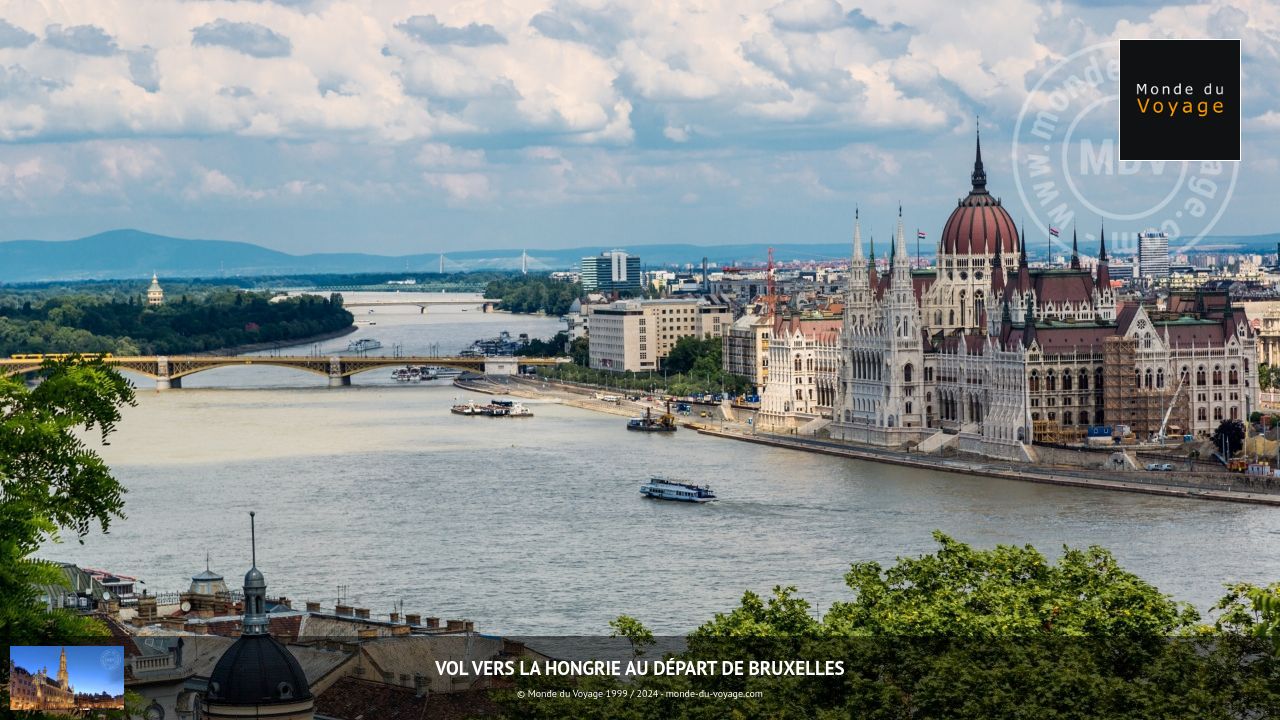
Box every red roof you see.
[941,195,1019,256]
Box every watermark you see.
[1012,41,1238,257]
[101,646,123,671]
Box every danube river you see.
[49,295,1280,634]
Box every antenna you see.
[249,511,256,568]
[766,247,776,318]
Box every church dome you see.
[940,129,1019,257]
[207,634,311,705]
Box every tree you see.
[569,336,590,367]
[0,358,136,644]
[499,534,1280,719]
[609,615,655,658]
[1212,418,1246,457]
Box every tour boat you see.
[347,338,383,352]
[486,399,533,417]
[640,477,716,503]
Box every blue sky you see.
[0,0,1275,255]
[9,645,124,695]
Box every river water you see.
[45,294,1280,634]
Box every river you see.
[46,293,1280,634]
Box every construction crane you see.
[1154,372,1187,443]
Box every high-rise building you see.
[581,250,642,296]
[1138,231,1170,278]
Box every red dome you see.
[941,194,1019,256]
[940,127,1019,257]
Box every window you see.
[1197,366,1206,385]
[1062,373,1072,391]
[1213,366,1223,385]
[904,364,914,383]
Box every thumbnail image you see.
[8,646,125,714]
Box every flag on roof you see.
[1049,227,1060,237]
[916,230,927,239]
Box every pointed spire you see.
[852,207,863,261]
[250,511,257,569]
[242,510,268,636]
[1096,219,1111,289]
[1098,220,1108,261]
[971,117,987,193]
[1070,224,1081,269]
[991,233,1006,292]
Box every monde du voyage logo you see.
[1120,38,1241,162]
[1013,39,1240,257]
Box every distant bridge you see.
[0,355,562,389]
[340,297,499,313]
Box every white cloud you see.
[422,171,493,204]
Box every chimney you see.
[354,608,371,619]
[425,617,440,629]
[463,621,475,632]
[305,601,320,613]
[335,604,353,617]
[389,612,400,623]
[446,619,465,632]
[391,625,411,636]
[405,613,421,626]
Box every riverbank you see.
[198,323,357,356]
[491,375,1280,507]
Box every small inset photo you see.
[8,645,125,715]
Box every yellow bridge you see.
[0,355,564,389]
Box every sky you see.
[0,0,1277,256]
[9,645,125,696]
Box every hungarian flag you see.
[1049,227,1061,237]
[917,230,927,239]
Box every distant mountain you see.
[2,228,1278,283]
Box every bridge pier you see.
[156,376,182,390]
[329,375,352,387]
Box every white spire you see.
[894,203,908,265]
[852,207,864,262]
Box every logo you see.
[101,647,123,671]
[1012,41,1238,258]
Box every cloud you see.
[395,15,505,46]
[192,19,292,58]
[0,19,36,48]
[129,48,161,92]
[422,171,493,204]
[44,24,117,56]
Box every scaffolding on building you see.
[1102,336,1189,440]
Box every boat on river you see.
[640,477,716,503]
[347,338,382,352]
[451,401,483,415]
[627,404,677,432]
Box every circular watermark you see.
[1012,41,1237,258]
[101,647,123,671]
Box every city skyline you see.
[9,645,124,697]
[0,1,1274,254]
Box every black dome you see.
[207,634,312,705]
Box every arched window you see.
[1198,407,1207,421]
[1030,372,1040,393]
[1078,370,1089,390]
[1145,368,1153,389]
[949,310,955,325]
[1064,411,1073,426]
[794,357,802,371]
[1063,373,1073,391]
[1229,366,1238,384]
[935,311,943,325]
[1157,368,1165,389]
[1214,406,1222,421]
[1197,366,1206,385]
[1213,366,1223,385]
[904,364,914,383]
[1046,371,1056,392]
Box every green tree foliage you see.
[1212,419,1246,457]
[0,358,135,644]
[515,332,571,357]
[569,336,590,367]
[500,533,1279,719]
[536,333,752,396]
[0,289,352,356]
[1261,363,1274,391]
[485,276,582,316]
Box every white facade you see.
[588,298,731,372]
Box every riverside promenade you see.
[693,425,1280,507]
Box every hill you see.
[2,228,1278,282]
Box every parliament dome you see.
[940,129,1019,257]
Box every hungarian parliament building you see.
[758,133,1258,460]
